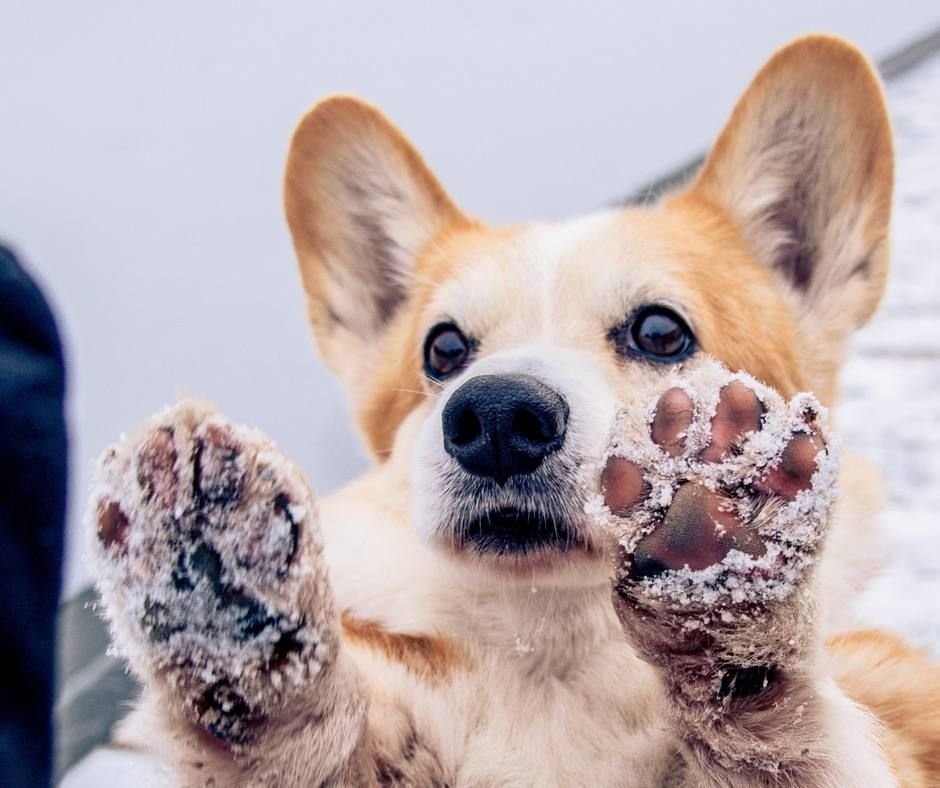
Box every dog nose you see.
[442,374,569,484]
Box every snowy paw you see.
[89,400,335,743]
[594,360,837,681]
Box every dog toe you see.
[601,457,648,516]
[135,426,179,508]
[96,499,130,552]
[701,381,764,463]
[756,432,824,501]
[650,387,694,457]
[193,422,246,505]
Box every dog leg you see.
[90,401,380,786]
[597,361,896,787]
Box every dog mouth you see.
[455,507,587,556]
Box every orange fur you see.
[682,34,894,405]
[275,34,937,786]
[625,203,809,399]
[829,630,940,788]
[341,611,468,683]
[90,34,939,788]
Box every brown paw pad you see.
[701,381,763,462]
[601,457,648,515]
[756,432,824,501]
[97,499,130,551]
[650,387,694,457]
[629,483,764,579]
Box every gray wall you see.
[1,1,938,595]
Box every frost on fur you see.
[87,400,336,744]
[587,358,837,618]
[586,359,847,782]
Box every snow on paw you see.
[629,482,765,580]
[88,400,334,744]
[595,358,837,613]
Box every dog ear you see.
[681,35,893,334]
[284,96,466,386]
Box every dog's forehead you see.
[427,209,695,344]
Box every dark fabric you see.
[0,244,67,788]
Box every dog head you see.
[284,35,892,584]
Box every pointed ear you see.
[284,96,466,385]
[683,35,893,331]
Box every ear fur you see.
[680,35,894,332]
[284,96,466,387]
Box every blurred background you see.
[1,2,939,783]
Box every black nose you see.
[442,373,569,484]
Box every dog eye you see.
[613,306,696,362]
[424,323,471,380]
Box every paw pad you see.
[89,401,332,740]
[194,681,263,743]
[136,426,178,508]
[650,387,694,457]
[600,457,648,516]
[701,381,763,462]
[96,500,129,551]
[193,423,245,504]
[596,361,836,605]
[755,433,822,501]
[631,482,764,578]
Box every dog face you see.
[284,35,893,583]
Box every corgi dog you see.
[90,35,940,786]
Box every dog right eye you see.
[610,305,696,363]
[424,323,472,381]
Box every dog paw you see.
[89,401,334,743]
[593,360,837,666]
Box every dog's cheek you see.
[408,403,455,545]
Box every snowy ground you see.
[842,53,940,656]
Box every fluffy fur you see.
[92,35,940,786]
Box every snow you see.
[53,28,940,788]
[89,401,331,739]
[61,749,173,788]
[584,54,940,654]
[594,359,836,610]
[841,53,940,657]
[1,3,938,600]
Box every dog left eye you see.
[424,323,471,380]
[612,305,696,362]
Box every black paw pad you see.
[193,424,245,504]
[195,681,264,744]
[141,596,186,642]
[718,665,779,700]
